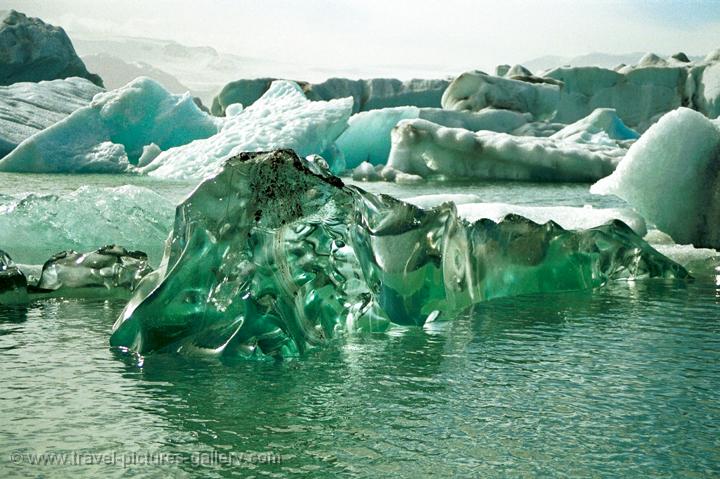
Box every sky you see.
[3,0,720,75]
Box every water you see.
[1,173,719,478]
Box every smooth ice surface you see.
[110,149,687,360]
[22,245,151,299]
[0,77,219,173]
[336,107,528,169]
[143,81,353,180]
[591,107,720,249]
[386,119,624,182]
[0,249,27,304]
[211,77,450,115]
[443,55,720,131]
[0,77,103,158]
[550,108,639,144]
[404,195,647,236]
[0,185,174,265]
[0,10,102,87]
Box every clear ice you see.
[110,150,689,359]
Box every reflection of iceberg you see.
[110,150,688,359]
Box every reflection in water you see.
[1,280,719,477]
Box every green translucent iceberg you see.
[110,149,689,359]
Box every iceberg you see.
[336,107,528,169]
[591,107,720,249]
[0,185,175,265]
[22,245,152,299]
[211,77,450,116]
[0,77,219,173]
[403,195,647,236]
[385,118,624,182]
[0,77,103,158]
[0,10,103,87]
[110,149,687,359]
[142,81,353,179]
[443,54,720,131]
[0,249,28,305]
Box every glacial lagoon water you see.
[1,173,719,478]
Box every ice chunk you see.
[110,149,687,359]
[444,56,720,131]
[23,245,152,299]
[386,119,623,182]
[441,71,560,120]
[211,77,450,116]
[591,107,720,249]
[0,10,103,86]
[142,81,353,179]
[550,108,639,144]
[403,196,647,236]
[336,107,529,169]
[0,77,219,173]
[0,249,28,305]
[0,77,103,158]
[0,185,174,265]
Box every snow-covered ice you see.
[143,80,353,180]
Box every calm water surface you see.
[0,173,718,478]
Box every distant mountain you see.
[82,53,189,93]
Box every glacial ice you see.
[110,149,687,359]
[385,119,624,182]
[443,55,720,131]
[0,249,28,305]
[591,107,720,249]
[142,81,353,179]
[0,10,103,87]
[403,195,647,236]
[0,77,103,158]
[211,77,450,116]
[0,77,219,173]
[0,185,174,265]
[336,107,529,169]
[22,245,152,299]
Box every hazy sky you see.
[4,0,720,73]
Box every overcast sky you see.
[4,0,720,74]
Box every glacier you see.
[0,185,174,265]
[0,77,219,173]
[384,118,624,182]
[110,149,687,359]
[142,81,353,180]
[0,10,103,87]
[211,77,450,116]
[336,107,529,169]
[0,77,103,158]
[591,107,720,249]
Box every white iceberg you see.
[0,77,103,157]
[0,77,219,173]
[336,106,528,169]
[386,118,624,182]
[143,81,353,180]
[591,107,720,249]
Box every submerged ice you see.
[110,150,688,359]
